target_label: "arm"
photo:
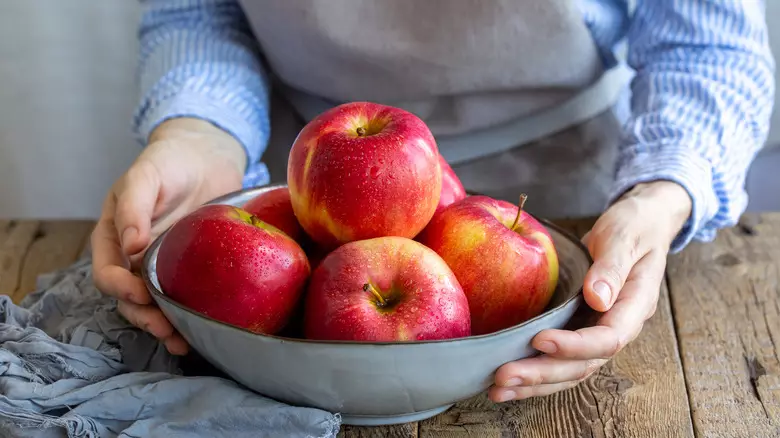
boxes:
[490,1,775,401]
[610,0,775,252]
[133,0,271,187]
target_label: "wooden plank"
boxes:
[0,220,94,303]
[667,213,780,437]
[0,220,13,246]
[418,280,693,438]
[339,423,418,438]
[0,220,40,297]
[13,221,94,302]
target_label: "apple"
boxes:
[242,187,305,242]
[417,195,559,335]
[156,204,310,334]
[435,155,466,214]
[303,236,471,342]
[287,101,442,249]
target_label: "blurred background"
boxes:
[0,0,778,219]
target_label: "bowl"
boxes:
[141,184,593,426]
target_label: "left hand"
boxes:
[488,180,692,402]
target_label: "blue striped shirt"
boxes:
[133,0,775,252]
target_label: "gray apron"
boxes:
[239,0,631,219]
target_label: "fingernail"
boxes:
[122,227,138,251]
[496,389,515,402]
[593,280,612,306]
[503,377,523,387]
[537,341,558,354]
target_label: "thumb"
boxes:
[583,228,646,312]
[114,161,160,256]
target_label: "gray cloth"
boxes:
[238,0,627,165]
[0,258,341,438]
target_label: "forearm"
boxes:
[613,0,775,252]
[134,0,271,187]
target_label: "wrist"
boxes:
[150,117,247,176]
[620,180,693,236]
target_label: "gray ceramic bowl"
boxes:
[142,184,592,426]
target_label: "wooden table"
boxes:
[2,215,779,437]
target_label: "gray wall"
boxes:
[0,1,777,218]
[0,1,141,219]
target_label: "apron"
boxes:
[238,0,631,219]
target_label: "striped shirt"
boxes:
[133,0,775,252]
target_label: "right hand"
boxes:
[91,118,247,355]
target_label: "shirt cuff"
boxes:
[608,146,720,253]
[135,91,270,189]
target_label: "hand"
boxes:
[488,180,692,402]
[90,118,247,355]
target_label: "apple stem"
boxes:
[511,193,528,231]
[362,283,386,306]
[356,126,367,137]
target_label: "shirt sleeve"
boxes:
[133,0,271,187]
[611,0,775,252]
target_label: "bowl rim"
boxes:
[141,184,593,347]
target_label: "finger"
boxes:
[495,355,607,387]
[117,300,173,338]
[533,251,664,359]
[126,201,191,273]
[162,334,190,356]
[117,301,189,355]
[489,381,580,402]
[583,219,650,312]
[596,250,665,339]
[114,161,160,256]
[91,200,150,305]
[581,230,591,246]
[531,326,621,359]
[126,200,198,273]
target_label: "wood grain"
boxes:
[667,213,780,437]
[0,220,93,303]
[0,220,12,244]
[339,423,418,438]
[0,220,40,297]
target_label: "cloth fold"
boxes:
[0,258,341,438]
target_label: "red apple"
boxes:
[417,195,559,335]
[303,236,471,342]
[287,102,442,248]
[242,187,305,242]
[156,204,310,334]
[436,155,466,214]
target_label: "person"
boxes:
[91,0,775,403]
